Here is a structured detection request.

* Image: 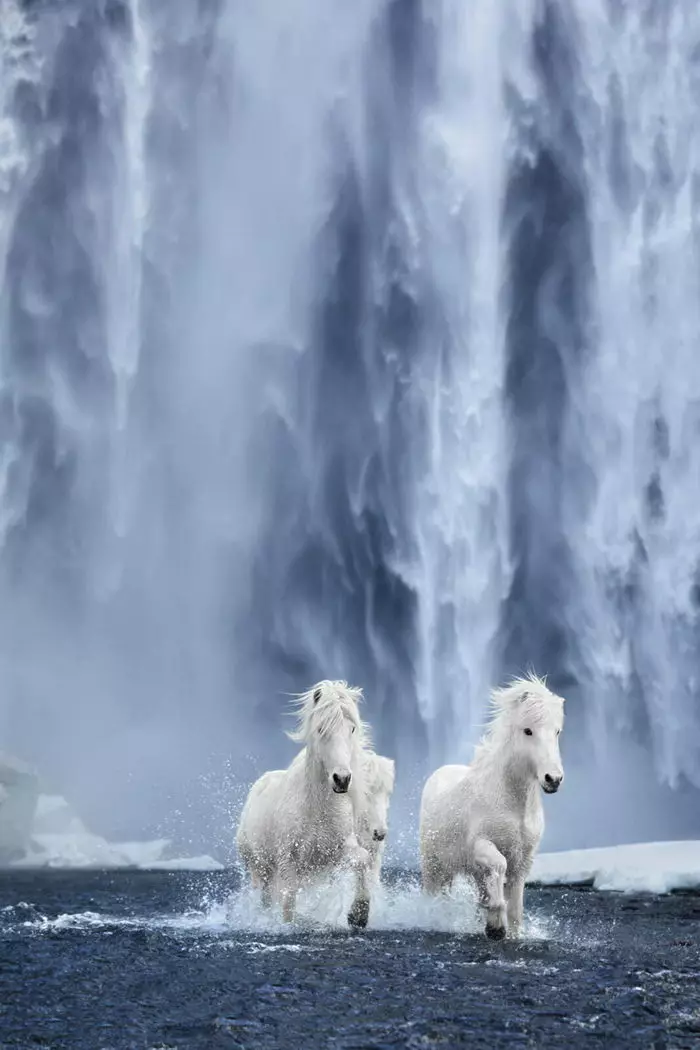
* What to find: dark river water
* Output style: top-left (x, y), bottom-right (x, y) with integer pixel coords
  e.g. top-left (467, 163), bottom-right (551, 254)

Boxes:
top-left (0, 870), bottom-right (698, 1049)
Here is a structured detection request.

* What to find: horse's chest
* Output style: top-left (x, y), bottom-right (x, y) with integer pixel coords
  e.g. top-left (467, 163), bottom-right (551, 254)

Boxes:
top-left (296, 839), bottom-right (341, 872)
top-left (290, 809), bottom-right (349, 872)
top-left (484, 816), bottom-right (540, 870)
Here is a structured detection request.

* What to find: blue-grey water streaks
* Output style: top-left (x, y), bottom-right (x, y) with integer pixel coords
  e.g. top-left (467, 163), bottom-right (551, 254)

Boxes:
top-left (0, 0), bottom-right (698, 851)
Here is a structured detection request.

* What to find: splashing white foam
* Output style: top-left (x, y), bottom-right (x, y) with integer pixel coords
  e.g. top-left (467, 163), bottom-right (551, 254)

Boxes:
top-left (5, 873), bottom-right (552, 942)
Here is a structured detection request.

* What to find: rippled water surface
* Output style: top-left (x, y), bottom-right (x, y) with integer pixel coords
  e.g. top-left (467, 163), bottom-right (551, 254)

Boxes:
top-left (1, 870), bottom-right (699, 1048)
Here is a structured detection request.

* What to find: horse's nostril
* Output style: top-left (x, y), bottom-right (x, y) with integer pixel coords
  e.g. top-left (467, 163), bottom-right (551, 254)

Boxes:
top-left (544, 773), bottom-right (554, 784)
top-left (373, 830), bottom-right (386, 842)
top-left (333, 772), bottom-right (350, 789)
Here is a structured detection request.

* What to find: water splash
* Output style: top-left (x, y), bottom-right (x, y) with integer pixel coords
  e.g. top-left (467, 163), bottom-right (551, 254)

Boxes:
top-left (3, 873), bottom-right (554, 941)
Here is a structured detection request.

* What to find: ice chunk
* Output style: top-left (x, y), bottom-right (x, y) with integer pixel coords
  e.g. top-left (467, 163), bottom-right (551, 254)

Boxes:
top-left (529, 841), bottom-right (700, 893)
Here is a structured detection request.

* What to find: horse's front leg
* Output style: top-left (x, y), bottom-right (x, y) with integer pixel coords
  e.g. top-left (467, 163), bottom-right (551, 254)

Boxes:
top-left (505, 874), bottom-right (525, 937)
top-left (347, 850), bottom-right (377, 930)
top-left (278, 861), bottom-right (299, 923)
top-left (472, 837), bottom-right (508, 940)
top-left (421, 853), bottom-right (453, 896)
top-left (260, 876), bottom-right (274, 910)
top-left (343, 830), bottom-right (370, 870)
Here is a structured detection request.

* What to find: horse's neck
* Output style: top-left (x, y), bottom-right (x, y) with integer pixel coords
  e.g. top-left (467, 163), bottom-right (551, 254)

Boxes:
top-left (478, 748), bottom-right (541, 817)
top-left (300, 749), bottom-right (356, 816)
top-left (301, 750), bottom-right (331, 807)
top-left (504, 759), bottom-right (541, 818)
top-left (300, 747), bottom-right (365, 819)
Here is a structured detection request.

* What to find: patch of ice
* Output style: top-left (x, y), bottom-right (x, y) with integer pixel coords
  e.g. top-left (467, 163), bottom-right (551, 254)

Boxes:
top-left (529, 841), bottom-right (700, 893)
top-left (147, 854), bottom-right (224, 871)
top-left (12, 831), bottom-right (172, 870)
top-left (110, 840), bottom-right (173, 867)
top-left (5, 791), bottom-right (225, 871)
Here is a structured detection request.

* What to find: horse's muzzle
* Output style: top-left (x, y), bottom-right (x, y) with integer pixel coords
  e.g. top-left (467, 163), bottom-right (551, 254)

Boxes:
top-left (373, 830), bottom-right (386, 842)
top-left (542, 773), bottom-right (562, 794)
top-left (332, 772), bottom-right (351, 793)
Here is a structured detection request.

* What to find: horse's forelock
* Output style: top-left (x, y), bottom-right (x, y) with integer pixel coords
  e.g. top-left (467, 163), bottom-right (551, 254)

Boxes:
top-left (288, 679), bottom-right (369, 745)
top-left (488, 674), bottom-right (564, 731)
top-left (516, 693), bottom-right (564, 730)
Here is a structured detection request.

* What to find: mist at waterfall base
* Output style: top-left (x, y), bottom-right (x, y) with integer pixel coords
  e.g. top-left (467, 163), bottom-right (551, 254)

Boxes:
top-left (1, 1), bottom-right (700, 864)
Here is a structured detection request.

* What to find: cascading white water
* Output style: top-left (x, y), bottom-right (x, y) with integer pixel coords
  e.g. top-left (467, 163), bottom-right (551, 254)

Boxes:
top-left (102, 0), bottom-right (151, 549)
top-left (402, 1), bottom-right (542, 756)
top-left (0, 2), bottom-right (44, 553)
top-left (0, 0), bottom-right (698, 854)
top-left (563, 1), bottom-right (700, 791)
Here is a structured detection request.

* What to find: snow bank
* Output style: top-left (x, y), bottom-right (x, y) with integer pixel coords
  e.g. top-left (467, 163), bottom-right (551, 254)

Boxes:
top-left (4, 789), bottom-right (224, 871)
top-left (529, 841), bottom-right (700, 893)
top-left (147, 855), bottom-right (225, 871)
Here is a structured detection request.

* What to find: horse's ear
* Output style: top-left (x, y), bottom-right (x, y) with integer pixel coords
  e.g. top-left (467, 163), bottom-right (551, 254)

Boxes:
top-left (313, 688), bottom-right (322, 704)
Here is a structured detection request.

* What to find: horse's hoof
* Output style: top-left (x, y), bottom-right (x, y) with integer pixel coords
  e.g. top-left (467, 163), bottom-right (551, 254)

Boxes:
top-left (347, 900), bottom-right (370, 929)
top-left (486, 923), bottom-right (506, 941)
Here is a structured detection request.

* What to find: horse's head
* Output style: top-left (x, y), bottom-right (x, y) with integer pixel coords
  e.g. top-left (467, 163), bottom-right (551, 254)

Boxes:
top-left (363, 754), bottom-right (396, 842)
top-left (491, 674), bottom-right (565, 793)
top-left (288, 680), bottom-right (368, 794)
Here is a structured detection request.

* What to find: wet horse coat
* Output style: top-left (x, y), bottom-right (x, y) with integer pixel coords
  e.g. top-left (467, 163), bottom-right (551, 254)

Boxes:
top-left (419, 674), bottom-right (565, 938)
top-left (236, 680), bottom-right (370, 922)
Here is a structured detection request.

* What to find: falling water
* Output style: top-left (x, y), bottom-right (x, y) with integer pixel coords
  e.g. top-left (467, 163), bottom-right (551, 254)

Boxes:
top-left (563, 1), bottom-right (700, 788)
top-left (402, 1), bottom-right (516, 759)
top-left (0, 0), bottom-right (699, 854)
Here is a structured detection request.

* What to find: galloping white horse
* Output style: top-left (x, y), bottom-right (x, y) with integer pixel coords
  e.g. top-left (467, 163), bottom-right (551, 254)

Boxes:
top-left (419, 674), bottom-right (565, 939)
top-left (347, 752), bottom-right (396, 929)
top-left (236, 680), bottom-right (371, 922)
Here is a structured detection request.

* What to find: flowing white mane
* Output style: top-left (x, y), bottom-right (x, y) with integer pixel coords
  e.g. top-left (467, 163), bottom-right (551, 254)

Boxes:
top-left (287, 679), bottom-right (371, 749)
top-left (473, 672), bottom-right (565, 761)
top-left (363, 752), bottom-right (395, 796)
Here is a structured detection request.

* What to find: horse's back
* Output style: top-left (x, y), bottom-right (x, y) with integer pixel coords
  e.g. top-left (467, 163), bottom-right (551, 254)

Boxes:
top-left (421, 764), bottom-right (469, 810)
top-left (239, 769), bottom-right (284, 820)
top-left (419, 764), bottom-right (469, 890)
top-left (419, 764), bottom-right (469, 849)
top-left (236, 768), bottom-right (286, 855)
top-left (254, 769), bottom-right (285, 797)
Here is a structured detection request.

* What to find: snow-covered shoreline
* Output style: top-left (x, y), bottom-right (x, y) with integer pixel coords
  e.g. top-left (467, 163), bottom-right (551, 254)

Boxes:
top-left (528, 841), bottom-right (700, 894)
top-left (2, 792), bottom-right (225, 872)
top-left (7, 834), bottom-right (700, 891)
top-left (3, 769), bottom-right (699, 886)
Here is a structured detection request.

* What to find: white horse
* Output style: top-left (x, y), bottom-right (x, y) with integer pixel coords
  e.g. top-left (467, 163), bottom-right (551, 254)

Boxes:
top-left (236, 680), bottom-right (371, 922)
top-left (419, 674), bottom-right (565, 940)
top-left (347, 752), bottom-right (396, 929)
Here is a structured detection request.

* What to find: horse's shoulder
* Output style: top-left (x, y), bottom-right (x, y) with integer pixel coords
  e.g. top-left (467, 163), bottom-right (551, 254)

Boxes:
top-left (429, 763), bottom-right (469, 788)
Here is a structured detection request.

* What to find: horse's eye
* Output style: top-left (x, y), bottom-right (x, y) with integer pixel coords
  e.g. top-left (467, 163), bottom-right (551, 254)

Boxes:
top-left (523, 728), bottom-right (533, 737)
top-left (351, 726), bottom-right (356, 734)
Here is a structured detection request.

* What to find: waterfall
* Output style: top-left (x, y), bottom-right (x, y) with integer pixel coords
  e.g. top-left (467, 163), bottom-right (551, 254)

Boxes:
top-left (563, 1), bottom-right (700, 789)
top-left (0, 0), bottom-right (698, 853)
